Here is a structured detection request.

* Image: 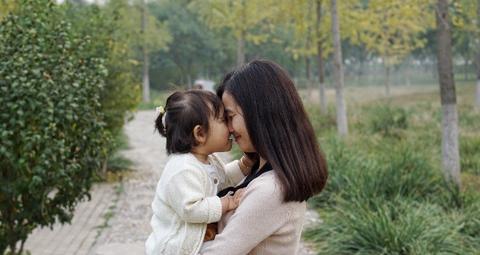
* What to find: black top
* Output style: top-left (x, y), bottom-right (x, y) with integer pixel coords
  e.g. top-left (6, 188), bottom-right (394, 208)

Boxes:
top-left (217, 161), bottom-right (273, 197)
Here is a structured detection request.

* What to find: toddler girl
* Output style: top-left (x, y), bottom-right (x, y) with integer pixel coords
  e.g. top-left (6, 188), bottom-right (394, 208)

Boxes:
top-left (145, 90), bottom-right (254, 255)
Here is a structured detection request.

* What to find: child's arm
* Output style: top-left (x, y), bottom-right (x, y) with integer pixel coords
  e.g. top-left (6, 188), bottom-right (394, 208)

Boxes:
top-left (212, 154), bottom-right (256, 188)
top-left (238, 154), bottom-right (256, 175)
top-left (165, 168), bottom-right (223, 224)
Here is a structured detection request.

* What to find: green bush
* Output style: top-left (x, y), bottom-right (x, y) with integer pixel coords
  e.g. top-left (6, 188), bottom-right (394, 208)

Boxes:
top-left (308, 137), bottom-right (371, 207)
top-left (309, 138), bottom-right (445, 208)
top-left (460, 135), bottom-right (480, 175)
top-left (367, 142), bottom-right (444, 202)
top-left (64, 1), bottom-right (140, 145)
top-left (363, 104), bottom-right (409, 137)
top-left (305, 198), bottom-right (469, 255)
top-left (0, 1), bottom-right (108, 254)
top-left (305, 104), bottom-right (337, 134)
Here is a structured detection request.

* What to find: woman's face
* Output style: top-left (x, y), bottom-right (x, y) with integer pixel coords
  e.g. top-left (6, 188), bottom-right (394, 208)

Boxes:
top-left (222, 92), bottom-right (256, 153)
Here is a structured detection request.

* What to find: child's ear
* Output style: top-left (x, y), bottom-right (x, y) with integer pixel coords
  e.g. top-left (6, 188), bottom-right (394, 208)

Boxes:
top-left (193, 125), bottom-right (207, 144)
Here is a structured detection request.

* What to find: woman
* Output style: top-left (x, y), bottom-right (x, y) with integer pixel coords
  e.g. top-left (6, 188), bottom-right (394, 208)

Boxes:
top-left (199, 59), bottom-right (328, 255)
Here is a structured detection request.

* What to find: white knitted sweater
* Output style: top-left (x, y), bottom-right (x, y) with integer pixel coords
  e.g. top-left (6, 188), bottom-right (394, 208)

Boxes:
top-left (145, 153), bottom-right (245, 255)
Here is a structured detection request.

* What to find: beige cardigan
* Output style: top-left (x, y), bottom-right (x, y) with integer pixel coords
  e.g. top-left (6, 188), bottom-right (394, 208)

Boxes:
top-left (145, 153), bottom-right (245, 255)
top-left (199, 171), bottom-right (307, 255)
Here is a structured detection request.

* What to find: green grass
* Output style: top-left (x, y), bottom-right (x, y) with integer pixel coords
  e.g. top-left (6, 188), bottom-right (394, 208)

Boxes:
top-left (305, 82), bottom-right (480, 254)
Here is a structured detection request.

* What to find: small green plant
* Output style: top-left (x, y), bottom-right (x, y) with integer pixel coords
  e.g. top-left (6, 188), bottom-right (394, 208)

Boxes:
top-left (305, 104), bottom-right (337, 134)
top-left (363, 104), bottom-right (409, 137)
top-left (460, 135), bottom-right (480, 175)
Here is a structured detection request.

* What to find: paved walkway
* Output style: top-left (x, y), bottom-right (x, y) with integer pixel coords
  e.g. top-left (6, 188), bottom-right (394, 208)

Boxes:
top-left (23, 183), bottom-right (117, 255)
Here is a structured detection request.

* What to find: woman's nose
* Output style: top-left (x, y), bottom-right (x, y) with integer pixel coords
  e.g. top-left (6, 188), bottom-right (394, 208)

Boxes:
top-left (227, 121), bottom-right (234, 132)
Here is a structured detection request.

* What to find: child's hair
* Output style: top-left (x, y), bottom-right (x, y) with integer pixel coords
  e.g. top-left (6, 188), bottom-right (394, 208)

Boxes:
top-left (155, 90), bottom-right (224, 154)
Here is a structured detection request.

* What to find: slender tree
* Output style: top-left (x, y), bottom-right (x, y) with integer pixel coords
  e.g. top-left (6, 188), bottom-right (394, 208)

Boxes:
top-left (476, 0), bottom-right (480, 109)
top-left (192, 0), bottom-right (274, 67)
top-left (316, 0), bottom-right (327, 113)
top-left (141, 0), bottom-right (150, 102)
top-left (360, 0), bottom-right (433, 96)
top-left (436, 0), bottom-right (461, 189)
top-left (330, 0), bottom-right (348, 136)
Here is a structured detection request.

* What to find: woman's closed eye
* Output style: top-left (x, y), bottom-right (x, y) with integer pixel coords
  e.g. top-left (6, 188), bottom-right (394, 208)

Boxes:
top-left (224, 114), bottom-right (233, 122)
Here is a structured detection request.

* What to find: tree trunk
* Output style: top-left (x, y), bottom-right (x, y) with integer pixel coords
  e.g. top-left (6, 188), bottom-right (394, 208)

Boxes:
top-left (141, 0), bottom-right (150, 103)
top-left (476, 52), bottom-right (480, 109)
top-left (316, 0), bottom-right (327, 113)
top-left (405, 64), bottom-right (411, 86)
top-left (464, 58), bottom-right (469, 81)
top-left (236, 35), bottom-right (245, 67)
top-left (475, 0), bottom-right (480, 110)
top-left (187, 74), bottom-right (192, 89)
top-left (476, 71), bottom-right (480, 109)
top-left (385, 64), bottom-right (391, 96)
top-left (436, 0), bottom-right (461, 189)
top-left (330, 0), bottom-right (348, 136)
top-left (306, 56), bottom-right (314, 102)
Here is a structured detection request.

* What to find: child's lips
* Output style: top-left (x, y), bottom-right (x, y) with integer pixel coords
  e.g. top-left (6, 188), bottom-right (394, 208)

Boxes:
top-left (229, 134), bottom-right (240, 141)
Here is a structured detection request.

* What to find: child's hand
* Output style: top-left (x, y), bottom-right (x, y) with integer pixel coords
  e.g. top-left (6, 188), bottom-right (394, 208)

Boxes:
top-left (220, 188), bottom-right (245, 214)
top-left (233, 188), bottom-right (245, 205)
top-left (239, 153), bottom-right (256, 176)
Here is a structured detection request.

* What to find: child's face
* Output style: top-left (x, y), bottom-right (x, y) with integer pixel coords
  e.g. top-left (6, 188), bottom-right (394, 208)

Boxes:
top-left (204, 109), bottom-right (232, 153)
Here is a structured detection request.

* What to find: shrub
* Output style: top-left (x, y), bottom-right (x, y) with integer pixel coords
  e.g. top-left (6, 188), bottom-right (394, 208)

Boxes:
top-left (363, 104), bottom-right (409, 137)
top-left (305, 198), bottom-right (469, 254)
top-left (0, 1), bottom-right (108, 254)
top-left (64, 2), bottom-right (140, 138)
top-left (308, 137), bottom-right (372, 207)
top-left (309, 138), bottom-right (446, 208)
top-left (305, 104), bottom-right (337, 134)
top-left (460, 135), bottom-right (480, 175)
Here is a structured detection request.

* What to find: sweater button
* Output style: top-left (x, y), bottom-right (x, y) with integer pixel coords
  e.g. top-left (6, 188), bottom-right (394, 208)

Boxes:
top-left (213, 178), bottom-right (218, 184)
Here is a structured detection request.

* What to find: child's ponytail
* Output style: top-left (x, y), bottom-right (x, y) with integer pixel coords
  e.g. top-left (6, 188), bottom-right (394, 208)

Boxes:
top-left (155, 109), bottom-right (167, 137)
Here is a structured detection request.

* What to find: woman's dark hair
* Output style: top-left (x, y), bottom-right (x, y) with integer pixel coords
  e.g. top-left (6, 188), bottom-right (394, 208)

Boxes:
top-left (217, 59), bottom-right (328, 202)
top-left (155, 90), bottom-right (223, 154)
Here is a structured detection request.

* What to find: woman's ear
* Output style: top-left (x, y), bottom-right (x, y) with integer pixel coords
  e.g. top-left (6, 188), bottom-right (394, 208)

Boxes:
top-left (193, 125), bottom-right (207, 144)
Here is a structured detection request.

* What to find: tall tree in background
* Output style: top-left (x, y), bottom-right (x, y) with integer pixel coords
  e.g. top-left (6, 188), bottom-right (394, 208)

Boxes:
top-left (330, 0), bottom-right (348, 136)
top-left (316, 0), bottom-right (327, 113)
top-left (275, 0), bottom-right (361, 111)
top-left (192, 0), bottom-right (274, 67)
top-left (476, 0), bottom-right (480, 109)
top-left (133, 0), bottom-right (171, 103)
top-left (360, 0), bottom-right (433, 96)
top-left (436, 0), bottom-right (461, 189)
top-left (150, 0), bottom-right (232, 88)
top-left (141, 0), bottom-right (150, 102)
